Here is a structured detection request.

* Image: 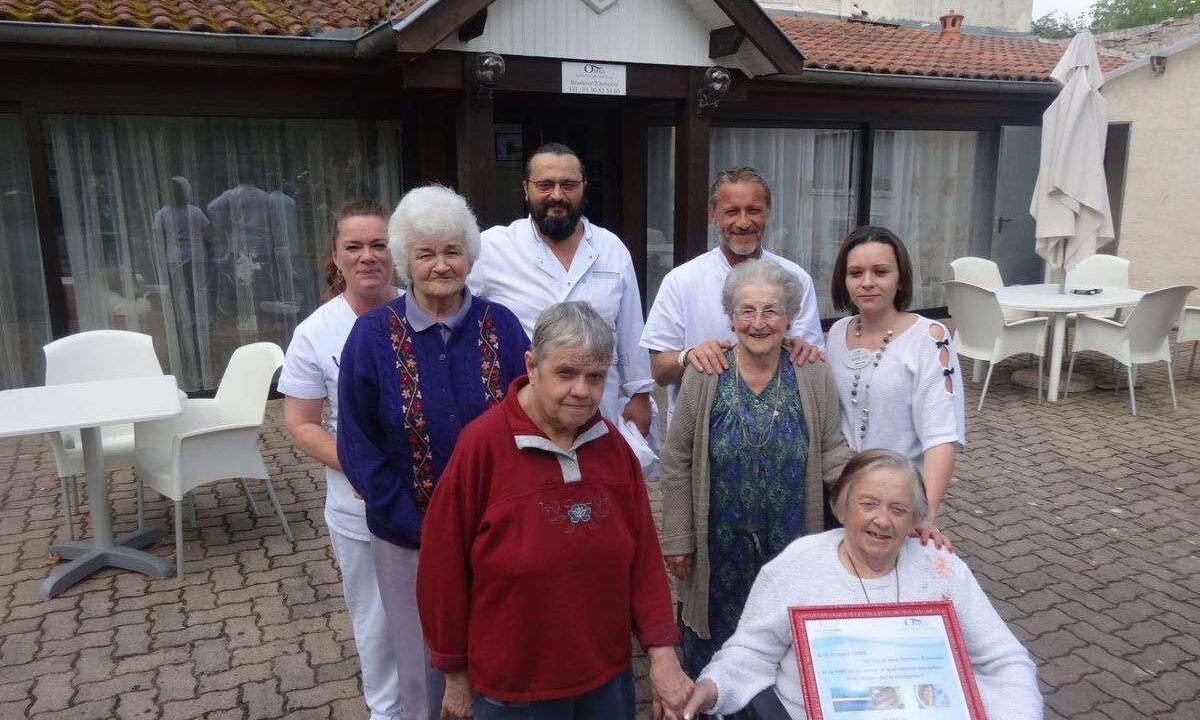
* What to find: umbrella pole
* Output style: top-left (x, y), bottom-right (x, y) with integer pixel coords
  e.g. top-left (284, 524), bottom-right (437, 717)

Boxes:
top-left (1059, 243), bottom-right (1067, 294)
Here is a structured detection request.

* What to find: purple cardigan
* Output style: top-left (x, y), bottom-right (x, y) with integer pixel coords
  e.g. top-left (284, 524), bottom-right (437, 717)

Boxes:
top-left (337, 294), bottom-right (528, 547)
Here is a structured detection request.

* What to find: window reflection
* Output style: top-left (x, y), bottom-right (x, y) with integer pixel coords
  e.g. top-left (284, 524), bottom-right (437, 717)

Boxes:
top-left (45, 115), bottom-right (402, 392)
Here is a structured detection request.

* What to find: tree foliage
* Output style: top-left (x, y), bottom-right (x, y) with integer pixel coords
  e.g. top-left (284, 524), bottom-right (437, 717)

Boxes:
top-left (1089, 0), bottom-right (1200, 33)
top-left (1032, 11), bottom-right (1089, 39)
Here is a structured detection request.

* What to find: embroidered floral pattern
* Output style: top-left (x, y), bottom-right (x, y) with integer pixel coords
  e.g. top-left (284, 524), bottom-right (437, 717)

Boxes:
top-left (931, 555), bottom-right (952, 578)
top-left (477, 305), bottom-right (505, 404)
top-left (539, 489), bottom-right (612, 533)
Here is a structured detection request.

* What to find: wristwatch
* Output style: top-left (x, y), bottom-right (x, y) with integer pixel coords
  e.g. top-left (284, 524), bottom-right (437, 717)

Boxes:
top-left (678, 347), bottom-right (692, 368)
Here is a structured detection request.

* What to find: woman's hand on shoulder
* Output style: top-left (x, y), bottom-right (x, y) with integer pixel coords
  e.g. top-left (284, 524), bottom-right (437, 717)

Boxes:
top-left (784, 336), bottom-right (824, 365)
top-left (440, 671), bottom-right (474, 719)
top-left (910, 520), bottom-right (955, 554)
top-left (665, 554), bottom-right (694, 579)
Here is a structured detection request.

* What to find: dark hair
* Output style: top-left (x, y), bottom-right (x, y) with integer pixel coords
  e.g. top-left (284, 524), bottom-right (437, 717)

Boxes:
top-left (830, 225), bottom-right (913, 313)
top-left (708, 166), bottom-right (772, 212)
top-left (324, 198), bottom-right (389, 298)
top-left (524, 142), bottom-right (587, 182)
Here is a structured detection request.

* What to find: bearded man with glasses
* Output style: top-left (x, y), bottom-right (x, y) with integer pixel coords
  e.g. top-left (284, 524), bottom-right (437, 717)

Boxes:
top-left (469, 142), bottom-right (655, 437)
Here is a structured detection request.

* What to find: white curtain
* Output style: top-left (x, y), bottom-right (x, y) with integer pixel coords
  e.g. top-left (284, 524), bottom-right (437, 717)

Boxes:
top-left (645, 126), bottom-right (676, 308)
top-left (870, 130), bottom-right (986, 308)
top-left (46, 115), bottom-right (402, 392)
top-left (709, 127), bottom-right (859, 316)
top-left (0, 115), bottom-right (52, 389)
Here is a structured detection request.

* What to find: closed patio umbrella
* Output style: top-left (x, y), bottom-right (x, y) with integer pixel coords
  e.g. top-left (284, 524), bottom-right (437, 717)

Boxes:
top-left (1030, 31), bottom-right (1115, 293)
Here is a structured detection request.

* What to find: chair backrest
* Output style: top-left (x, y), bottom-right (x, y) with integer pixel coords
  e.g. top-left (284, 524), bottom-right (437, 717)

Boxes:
top-left (214, 342), bottom-right (284, 424)
top-left (44, 330), bottom-right (164, 385)
top-left (942, 281), bottom-right (1006, 359)
top-left (949, 257), bottom-right (1004, 290)
top-left (1065, 254), bottom-right (1130, 288)
top-left (1123, 286), bottom-right (1197, 352)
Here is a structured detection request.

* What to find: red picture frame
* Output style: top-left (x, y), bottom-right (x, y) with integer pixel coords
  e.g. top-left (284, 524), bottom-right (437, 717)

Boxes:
top-left (789, 600), bottom-right (988, 720)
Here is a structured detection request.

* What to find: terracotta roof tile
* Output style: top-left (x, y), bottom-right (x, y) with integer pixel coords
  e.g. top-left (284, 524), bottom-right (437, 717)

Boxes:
top-left (0, 0), bottom-right (426, 36)
top-left (776, 16), bottom-right (1125, 82)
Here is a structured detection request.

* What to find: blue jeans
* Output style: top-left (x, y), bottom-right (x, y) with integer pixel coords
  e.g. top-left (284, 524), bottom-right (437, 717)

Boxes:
top-left (473, 668), bottom-right (634, 720)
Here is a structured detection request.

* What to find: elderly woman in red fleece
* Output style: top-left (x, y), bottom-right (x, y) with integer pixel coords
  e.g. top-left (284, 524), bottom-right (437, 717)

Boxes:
top-left (417, 301), bottom-right (693, 720)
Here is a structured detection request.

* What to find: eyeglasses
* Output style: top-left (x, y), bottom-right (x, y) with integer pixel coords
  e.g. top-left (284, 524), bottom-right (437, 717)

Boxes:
top-left (527, 179), bottom-right (584, 194)
top-left (735, 306), bottom-right (782, 323)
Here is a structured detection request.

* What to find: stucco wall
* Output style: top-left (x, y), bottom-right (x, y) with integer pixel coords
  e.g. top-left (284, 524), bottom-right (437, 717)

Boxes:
top-left (1103, 43), bottom-right (1200, 301)
top-left (758, 0), bottom-right (1032, 32)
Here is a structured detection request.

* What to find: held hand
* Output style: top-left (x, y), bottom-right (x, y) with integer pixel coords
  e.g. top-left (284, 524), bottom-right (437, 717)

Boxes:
top-left (784, 337), bottom-right (824, 366)
top-left (622, 393), bottom-right (653, 437)
top-left (665, 554), bottom-right (694, 579)
top-left (910, 520), bottom-right (955, 554)
top-left (682, 679), bottom-right (718, 720)
top-left (441, 671), bottom-right (474, 719)
top-left (688, 340), bottom-right (732, 375)
top-left (648, 647), bottom-right (694, 720)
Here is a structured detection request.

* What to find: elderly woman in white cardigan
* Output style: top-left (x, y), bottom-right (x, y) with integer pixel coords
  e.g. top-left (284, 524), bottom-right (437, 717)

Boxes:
top-left (683, 450), bottom-right (1042, 720)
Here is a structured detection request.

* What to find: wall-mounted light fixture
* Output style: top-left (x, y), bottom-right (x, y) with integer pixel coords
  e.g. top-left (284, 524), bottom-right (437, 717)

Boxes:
top-left (698, 66), bottom-right (732, 112)
top-left (474, 52), bottom-right (506, 98)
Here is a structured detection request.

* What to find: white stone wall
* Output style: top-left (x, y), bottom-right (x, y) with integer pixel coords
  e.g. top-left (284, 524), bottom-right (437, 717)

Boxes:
top-left (1094, 14), bottom-right (1200, 60)
top-left (1103, 42), bottom-right (1200, 302)
top-left (758, 0), bottom-right (1032, 32)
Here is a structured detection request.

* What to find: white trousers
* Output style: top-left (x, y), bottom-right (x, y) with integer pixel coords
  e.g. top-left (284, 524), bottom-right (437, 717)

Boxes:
top-left (329, 529), bottom-right (404, 720)
top-left (370, 534), bottom-right (444, 720)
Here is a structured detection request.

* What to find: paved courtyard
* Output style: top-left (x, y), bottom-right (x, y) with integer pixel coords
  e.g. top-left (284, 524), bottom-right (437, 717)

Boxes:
top-left (0, 347), bottom-right (1197, 719)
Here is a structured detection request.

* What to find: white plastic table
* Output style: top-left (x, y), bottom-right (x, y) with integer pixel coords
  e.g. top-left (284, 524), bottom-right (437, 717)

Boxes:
top-left (0, 375), bottom-right (182, 598)
top-left (995, 284), bottom-right (1145, 402)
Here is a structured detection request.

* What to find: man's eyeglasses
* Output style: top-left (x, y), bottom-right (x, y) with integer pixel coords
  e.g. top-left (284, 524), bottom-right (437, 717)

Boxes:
top-left (527, 179), bottom-right (583, 194)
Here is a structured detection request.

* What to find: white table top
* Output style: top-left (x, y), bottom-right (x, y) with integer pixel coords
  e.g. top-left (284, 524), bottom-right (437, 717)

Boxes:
top-left (995, 284), bottom-right (1145, 313)
top-left (0, 375), bottom-right (182, 438)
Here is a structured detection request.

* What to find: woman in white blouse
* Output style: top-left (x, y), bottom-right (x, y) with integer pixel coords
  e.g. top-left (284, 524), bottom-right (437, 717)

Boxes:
top-left (824, 226), bottom-right (965, 550)
top-left (277, 200), bottom-right (403, 720)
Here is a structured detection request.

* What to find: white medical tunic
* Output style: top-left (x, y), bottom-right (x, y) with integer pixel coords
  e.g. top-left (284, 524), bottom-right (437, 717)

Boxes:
top-left (469, 216), bottom-right (653, 425)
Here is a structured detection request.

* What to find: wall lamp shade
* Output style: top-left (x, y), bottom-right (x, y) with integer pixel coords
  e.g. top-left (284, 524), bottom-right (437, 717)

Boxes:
top-left (698, 66), bottom-right (732, 111)
top-left (474, 52), bottom-right (506, 96)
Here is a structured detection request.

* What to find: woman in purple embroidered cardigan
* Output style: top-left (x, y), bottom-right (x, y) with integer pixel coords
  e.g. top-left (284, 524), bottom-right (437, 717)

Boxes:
top-left (338, 185), bottom-right (529, 720)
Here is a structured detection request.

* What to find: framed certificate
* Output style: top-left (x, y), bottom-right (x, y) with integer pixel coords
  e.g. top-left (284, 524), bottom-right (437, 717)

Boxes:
top-left (789, 601), bottom-right (987, 720)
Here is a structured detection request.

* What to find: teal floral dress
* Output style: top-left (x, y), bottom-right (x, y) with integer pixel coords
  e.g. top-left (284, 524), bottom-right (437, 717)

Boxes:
top-left (680, 349), bottom-right (809, 676)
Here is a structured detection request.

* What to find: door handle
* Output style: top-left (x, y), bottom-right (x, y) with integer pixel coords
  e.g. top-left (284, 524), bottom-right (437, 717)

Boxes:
top-left (996, 216), bottom-right (1012, 233)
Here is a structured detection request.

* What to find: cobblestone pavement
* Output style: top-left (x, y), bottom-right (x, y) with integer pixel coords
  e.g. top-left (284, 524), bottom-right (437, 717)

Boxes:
top-left (0, 348), bottom-right (1197, 719)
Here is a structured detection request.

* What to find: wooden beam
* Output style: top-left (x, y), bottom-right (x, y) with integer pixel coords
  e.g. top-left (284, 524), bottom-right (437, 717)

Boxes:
top-left (21, 105), bottom-right (70, 338)
top-left (709, 0), bottom-right (805, 75)
top-left (456, 53), bottom-right (497, 226)
top-left (709, 26), bottom-right (745, 59)
top-left (458, 8), bottom-right (488, 42)
top-left (394, 0), bottom-right (494, 54)
top-left (674, 69), bottom-right (712, 263)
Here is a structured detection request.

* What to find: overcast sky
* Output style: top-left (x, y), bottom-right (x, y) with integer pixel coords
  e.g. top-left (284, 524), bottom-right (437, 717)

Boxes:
top-left (1032, 0), bottom-right (1096, 18)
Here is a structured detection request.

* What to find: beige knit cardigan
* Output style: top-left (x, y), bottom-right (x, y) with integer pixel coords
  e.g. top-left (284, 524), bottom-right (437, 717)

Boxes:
top-left (658, 361), bottom-right (851, 639)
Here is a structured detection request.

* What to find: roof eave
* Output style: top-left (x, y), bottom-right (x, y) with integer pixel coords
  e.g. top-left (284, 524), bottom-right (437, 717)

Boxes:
top-left (772, 66), bottom-right (1059, 93)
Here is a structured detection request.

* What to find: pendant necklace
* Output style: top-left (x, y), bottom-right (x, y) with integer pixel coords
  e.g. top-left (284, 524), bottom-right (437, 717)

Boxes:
top-left (734, 347), bottom-right (783, 450)
top-left (841, 541), bottom-right (900, 604)
top-left (847, 315), bottom-right (894, 448)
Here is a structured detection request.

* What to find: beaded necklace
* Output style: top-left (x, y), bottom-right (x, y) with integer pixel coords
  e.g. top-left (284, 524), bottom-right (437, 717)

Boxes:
top-left (845, 315), bottom-right (894, 447)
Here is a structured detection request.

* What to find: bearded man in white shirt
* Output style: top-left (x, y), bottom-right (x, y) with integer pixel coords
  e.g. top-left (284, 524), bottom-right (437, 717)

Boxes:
top-left (469, 143), bottom-right (654, 435)
top-left (640, 166), bottom-right (825, 419)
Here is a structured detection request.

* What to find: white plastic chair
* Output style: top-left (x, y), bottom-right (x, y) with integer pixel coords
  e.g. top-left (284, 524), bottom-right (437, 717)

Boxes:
top-left (943, 281), bottom-right (1049, 410)
top-left (1065, 255), bottom-right (1131, 319)
top-left (1174, 305), bottom-right (1200, 378)
top-left (134, 342), bottom-right (292, 577)
top-left (44, 331), bottom-right (166, 540)
top-left (949, 257), bottom-right (1035, 322)
top-left (1066, 285), bottom-right (1196, 415)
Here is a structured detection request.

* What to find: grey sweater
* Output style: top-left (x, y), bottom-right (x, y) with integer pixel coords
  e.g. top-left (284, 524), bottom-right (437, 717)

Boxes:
top-left (659, 361), bottom-right (851, 639)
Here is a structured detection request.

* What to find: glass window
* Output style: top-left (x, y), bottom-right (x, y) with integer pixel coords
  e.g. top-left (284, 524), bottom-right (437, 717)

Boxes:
top-left (44, 115), bottom-right (402, 392)
top-left (709, 127), bottom-right (860, 316)
top-left (0, 114), bottom-right (52, 389)
top-left (645, 126), bottom-right (675, 309)
top-left (869, 130), bottom-right (993, 308)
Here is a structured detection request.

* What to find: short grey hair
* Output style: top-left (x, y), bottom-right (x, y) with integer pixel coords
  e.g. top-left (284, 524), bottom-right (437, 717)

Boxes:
top-left (708, 166), bottom-right (772, 212)
top-left (830, 449), bottom-right (929, 525)
top-left (721, 259), bottom-right (804, 324)
top-left (530, 301), bottom-right (614, 366)
top-left (388, 185), bottom-right (481, 286)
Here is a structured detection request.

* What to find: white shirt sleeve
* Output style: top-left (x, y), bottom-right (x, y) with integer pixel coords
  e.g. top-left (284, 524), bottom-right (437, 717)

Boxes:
top-left (639, 270), bottom-right (686, 353)
top-left (912, 320), bottom-right (966, 451)
top-left (789, 270), bottom-right (826, 350)
top-left (278, 327), bottom-right (326, 400)
top-left (617, 250), bottom-right (654, 396)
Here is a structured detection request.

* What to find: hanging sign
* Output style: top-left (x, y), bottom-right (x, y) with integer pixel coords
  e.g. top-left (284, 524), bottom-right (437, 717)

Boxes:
top-left (561, 62), bottom-right (627, 96)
